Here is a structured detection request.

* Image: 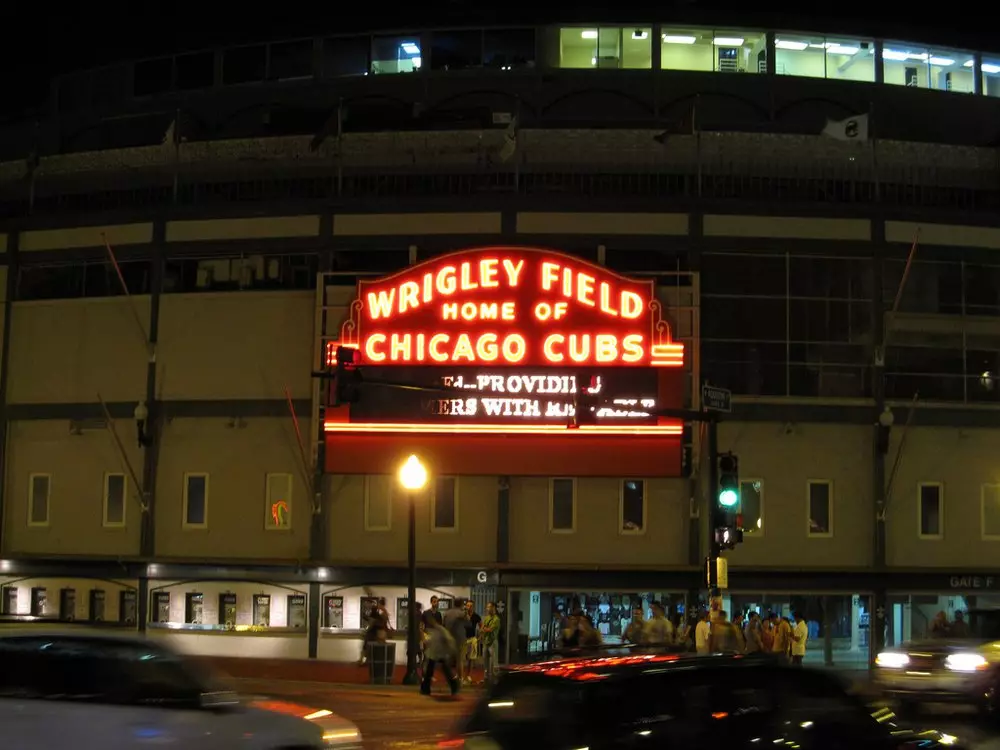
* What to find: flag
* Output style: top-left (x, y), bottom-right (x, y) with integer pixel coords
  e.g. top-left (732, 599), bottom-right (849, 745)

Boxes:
top-left (822, 113), bottom-right (870, 141)
top-left (498, 117), bottom-right (518, 162)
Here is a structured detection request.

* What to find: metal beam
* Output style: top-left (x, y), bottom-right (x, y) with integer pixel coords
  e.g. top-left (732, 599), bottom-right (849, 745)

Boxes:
top-left (140, 220), bottom-right (165, 557)
top-left (0, 232), bottom-right (18, 554)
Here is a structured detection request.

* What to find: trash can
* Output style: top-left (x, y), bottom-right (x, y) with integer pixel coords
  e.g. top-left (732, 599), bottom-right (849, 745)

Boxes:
top-left (367, 641), bottom-right (396, 685)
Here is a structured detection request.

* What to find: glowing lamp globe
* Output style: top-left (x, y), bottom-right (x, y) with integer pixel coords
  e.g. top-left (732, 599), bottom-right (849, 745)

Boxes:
top-left (718, 488), bottom-right (739, 508)
top-left (399, 454), bottom-right (428, 491)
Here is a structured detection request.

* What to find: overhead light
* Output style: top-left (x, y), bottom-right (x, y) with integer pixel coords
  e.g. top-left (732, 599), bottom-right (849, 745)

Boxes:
top-left (400, 42), bottom-right (420, 55)
top-left (929, 57), bottom-right (955, 66)
top-left (983, 63), bottom-right (1000, 74)
top-left (775, 40), bottom-right (808, 51)
top-left (591, 57), bottom-right (597, 66)
top-left (581, 30), bottom-right (598, 40)
top-left (963, 59), bottom-right (974, 67)
top-left (882, 49), bottom-right (909, 61)
top-left (908, 52), bottom-right (929, 61)
top-left (826, 45), bottom-right (859, 55)
top-left (632, 30), bottom-right (648, 40)
top-left (713, 37), bottom-right (745, 46)
top-left (663, 34), bottom-right (696, 44)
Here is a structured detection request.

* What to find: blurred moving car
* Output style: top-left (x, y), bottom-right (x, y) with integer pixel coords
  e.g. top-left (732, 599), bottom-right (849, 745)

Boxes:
top-left (0, 629), bottom-right (362, 750)
top-left (438, 652), bottom-right (963, 750)
top-left (875, 607), bottom-right (1000, 715)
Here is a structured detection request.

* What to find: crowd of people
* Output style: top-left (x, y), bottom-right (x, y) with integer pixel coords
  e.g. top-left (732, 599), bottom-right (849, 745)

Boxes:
top-left (358, 595), bottom-right (502, 696)
top-left (558, 603), bottom-right (811, 665)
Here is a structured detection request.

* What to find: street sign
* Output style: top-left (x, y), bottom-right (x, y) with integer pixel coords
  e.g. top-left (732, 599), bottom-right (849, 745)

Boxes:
top-left (702, 384), bottom-right (732, 413)
top-left (706, 556), bottom-right (729, 590)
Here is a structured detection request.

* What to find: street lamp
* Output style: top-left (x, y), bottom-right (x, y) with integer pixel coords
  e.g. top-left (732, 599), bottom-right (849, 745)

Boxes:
top-left (398, 454), bottom-right (428, 685)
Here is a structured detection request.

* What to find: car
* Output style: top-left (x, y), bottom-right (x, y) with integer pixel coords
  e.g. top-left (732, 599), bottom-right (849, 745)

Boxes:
top-left (0, 628), bottom-right (363, 750)
top-left (875, 608), bottom-right (1000, 715)
top-left (438, 651), bottom-right (963, 750)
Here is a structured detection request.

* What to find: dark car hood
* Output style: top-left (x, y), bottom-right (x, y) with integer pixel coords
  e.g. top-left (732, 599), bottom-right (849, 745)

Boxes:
top-left (900, 638), bottom-right (988, 651)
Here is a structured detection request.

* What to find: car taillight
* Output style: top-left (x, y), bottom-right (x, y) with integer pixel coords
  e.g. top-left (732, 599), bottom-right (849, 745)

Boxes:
top-left (437, 739), bottom-right (465, 748)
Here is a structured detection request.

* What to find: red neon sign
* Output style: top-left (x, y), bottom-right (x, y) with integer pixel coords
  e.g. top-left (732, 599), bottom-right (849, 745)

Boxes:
top-left (330, 247), bottom-right (684, 368)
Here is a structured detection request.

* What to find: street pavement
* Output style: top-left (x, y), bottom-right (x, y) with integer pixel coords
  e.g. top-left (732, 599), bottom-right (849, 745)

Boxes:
top-left (234, 677), bottom-right (1000, 750)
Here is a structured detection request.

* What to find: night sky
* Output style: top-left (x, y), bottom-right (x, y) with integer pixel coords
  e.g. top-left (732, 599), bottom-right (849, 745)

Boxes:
top-left (0, 0), bottom-right (990, 117)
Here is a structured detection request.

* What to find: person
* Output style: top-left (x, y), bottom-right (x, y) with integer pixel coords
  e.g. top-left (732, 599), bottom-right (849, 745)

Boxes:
top-left (443, 598), bottom-right (470, 683)
top-left (480, 601), bottom-right (501, 684)
top-left (710, 610), bottom-right (741, 653)
top-left (744, 611), bottom-right (764, 653)
top-left (623, 607), bottom-right (645, 646)
top-left (695, 610), bottom-right (711, 654)
top-left (790, 611), bottom-right (808, 665)
top-left (642, 602), bottom-right (674, 647)
top-left (420, 611), bottom-right (459, 696)
top-left (428, 596), bottom-right (443, 625)
top-left (951, 610), bottom-right (970, 638)
top-left (463, 600), bottom-right (482, 684)
top-left (771, 612), bottom-right (792, 662)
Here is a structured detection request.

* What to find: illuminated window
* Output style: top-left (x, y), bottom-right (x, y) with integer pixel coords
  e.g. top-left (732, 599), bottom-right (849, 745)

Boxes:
top-left (985, 58), bottom-right (1000, 97)
top-left (372, 35), bottom-right (422, 74)
top-left (103, 473), bottom-right (126, 528)
top-left (739, 479), bottom-right (763, 536)
top-left (28, 473), bottom-right (50, 527)
top-left (807, 480), bottom-right (833, 537)
top-left (265, 473), bottom-right (293, 531)
top-left (364, 475), bottom-right (392, 531)
top-left (882, 41), bottom-right (931, 89)
top-left (620, 480), bottom-right (646, 534)
top-left (661, 28), bottom-right (765, 74)
top-left (549, 478), bottom-right (576, 533)
top-left (825, 36), bottom-right (875, 83)
top-left (557, 27), bottom-right (651, 69)
top-left (981, 484), bottom-right (1000, 539)
top-left (183, 473), bottom-right (209, 529)
top-left (926, 48), bottom-right (975, 93)
top-left (775, 34), bottom-right (875, 82)
top-left (918, 483), bottom-right (943, 539)
top-left (433, 477), bottom-right (459, 532)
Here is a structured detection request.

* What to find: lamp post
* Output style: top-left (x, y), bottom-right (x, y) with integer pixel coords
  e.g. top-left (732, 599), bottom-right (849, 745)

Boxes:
top-left (398, 454), bottom-right (428, 685)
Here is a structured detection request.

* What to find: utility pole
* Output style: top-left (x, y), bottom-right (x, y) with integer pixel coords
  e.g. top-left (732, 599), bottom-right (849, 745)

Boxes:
top-left (707, 417), bottom-right (720, 598)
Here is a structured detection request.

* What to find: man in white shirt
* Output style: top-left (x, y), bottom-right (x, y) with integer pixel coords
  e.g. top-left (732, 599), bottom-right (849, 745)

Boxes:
top-left (642, 602), bottom-right (675, 646)
top-left (791, 611), bottom-right (809, 665)
top-left (695, 610), bottom-right (711, 654)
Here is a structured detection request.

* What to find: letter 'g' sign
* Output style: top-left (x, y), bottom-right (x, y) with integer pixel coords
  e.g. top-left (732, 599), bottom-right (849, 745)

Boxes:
top-left (477, 571), bottom-right (488, 584)
top-left (331, 246), bottom-right (684, 369)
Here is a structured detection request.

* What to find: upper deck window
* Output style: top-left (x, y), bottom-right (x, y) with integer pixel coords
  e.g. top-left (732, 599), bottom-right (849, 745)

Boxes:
top-left (660, 28), bottom-right (766, 74)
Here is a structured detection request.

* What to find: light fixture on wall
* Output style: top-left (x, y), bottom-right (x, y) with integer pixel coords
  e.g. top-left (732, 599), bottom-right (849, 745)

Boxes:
top-left (134, 401), bottom-right (151, 448)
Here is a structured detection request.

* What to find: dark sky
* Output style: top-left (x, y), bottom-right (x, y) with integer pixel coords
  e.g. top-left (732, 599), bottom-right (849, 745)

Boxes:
top-left (0, 0), bottom-right (991, 117)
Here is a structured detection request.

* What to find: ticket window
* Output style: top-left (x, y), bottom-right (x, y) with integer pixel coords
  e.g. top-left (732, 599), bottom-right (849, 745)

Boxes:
top-left (89, 590), bottom-right (106, 622)
top-left (30, 587), bottom-right (47, 617)
top-left (150, 592), bottom-right (170, 624)
top-left (253, 594), bottom-right (271, 627)
top-left (219, 593), bottom-right (237, 629)
top-left (185, 593), bottom-right (204, 625)
top-left (59, 588), bottom-right (77, 621)
top-left (324, 595), bottom-right (344, 629)
top-left (287, 595), bottom-right (306, 629)
top-left (121, 590), bottom-right (138, 625)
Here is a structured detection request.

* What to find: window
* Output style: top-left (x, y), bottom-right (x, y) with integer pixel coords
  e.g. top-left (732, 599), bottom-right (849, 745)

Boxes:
top-left (620, 480), bottom-right (646, 533)
top-left (661, 28), bottom-right (766, 74)
top-left (739, 479), bottom-right (764, 535)
top-left (364, 475), bottom-right (392, 531)
top-left (484, 28), bottom-right (535, 70)
top-left (430, 30), bottom-right (483, 71)
top-left (162, 254), bottom-right (318, 294)
top-left (982, 484), bottom-right (1000, 540)
top-left (884, 43), bottom-right (975, 92)
top-left (182, 473), bottom-right (208, 528)
top-left (775, 34), bottom-right (875, 83)
top-left (550, 478), bottom-right (576, 533)
top-left (558, 27), bottom-right (651, 69)
top-left (223, 45), bottom-right (266, 85)
top-left (918, 482), bottom-right (944, 539)
top-left (322, 36), bottom-right (369, 77)
top-left (268, 39), bottom-right (314, 81)
top-left (807, 480), bottom-right (833, 537)
top-left (372, 35), bottom-right (422, 74)
top-left (984, 58), bottom-right (1000, 97)
top-left (433, 477), bottom-right (458, 531)
top-left (28, 473), bottom-right (50, 527)
top-left (927, 48), bottom-right (975, 93)
top-left (264, 473), bottom-right (292, 531)
top-left (103, 473), bottom-right (126, 528)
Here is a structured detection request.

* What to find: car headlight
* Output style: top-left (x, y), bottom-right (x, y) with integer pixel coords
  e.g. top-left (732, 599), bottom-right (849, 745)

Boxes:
top-left (945, 653), bottom-right (988, 672)
top-left (876, 651), bottom-right (910, 669)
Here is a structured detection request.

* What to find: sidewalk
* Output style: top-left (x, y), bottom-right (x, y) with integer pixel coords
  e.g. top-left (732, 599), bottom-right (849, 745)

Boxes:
top-left (196, 656), bottom-right (490, 687)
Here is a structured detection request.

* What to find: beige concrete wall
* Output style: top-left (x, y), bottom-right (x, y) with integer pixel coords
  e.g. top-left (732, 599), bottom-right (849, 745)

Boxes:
top-left (720, 422), bottom-right (873, 568)
top-left (3, 420), bottom-right (143, 556)
top-left (157, 292), bottom-right (314, 400)
top-left (325, 474), bottom-right (498, 565)
top-left (7, 298), bottom-right (151, 404)
top-left (507, 477), bottom-right (689, 567)
top-left (886, 426), bottom-right (1000, 567)
top-left (154, 417), bottom-right (311, 560)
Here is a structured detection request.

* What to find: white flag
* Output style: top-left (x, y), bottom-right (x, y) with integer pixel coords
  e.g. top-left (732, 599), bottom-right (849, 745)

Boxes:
top-left (822, 113), bottom-right (869, 141)
top-left (498, 117), bottom-right (518, 162)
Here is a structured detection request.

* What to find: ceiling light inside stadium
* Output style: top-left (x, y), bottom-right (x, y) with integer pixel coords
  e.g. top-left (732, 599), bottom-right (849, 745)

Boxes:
top-left (662, 35), bottom-right (696, 44)
top-left (581, 30), bottom-right (598, 39)
top-left (775, 40), bottom-right (808, 51)
top-left (713, 37), bottom-right (744, 46)
top-left (400, 42), bottom-right (420, 55)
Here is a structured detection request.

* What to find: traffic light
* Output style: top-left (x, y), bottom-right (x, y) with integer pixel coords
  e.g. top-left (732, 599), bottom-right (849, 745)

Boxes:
top-left (333, 346), bottom-right (363, 405)
top-left (717, 452), bottom-right (739, 509)
top-left (572, 375), bottom-right (599, 427)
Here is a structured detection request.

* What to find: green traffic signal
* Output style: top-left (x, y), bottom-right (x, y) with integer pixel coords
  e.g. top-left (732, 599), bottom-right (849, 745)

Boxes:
top-left (719, 487), bottom-right (739, 507)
